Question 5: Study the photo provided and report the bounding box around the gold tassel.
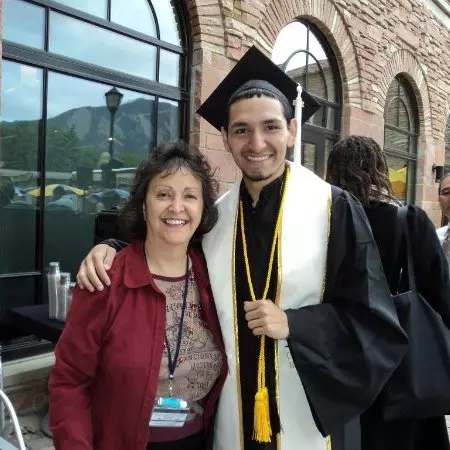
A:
[253,386,272,443]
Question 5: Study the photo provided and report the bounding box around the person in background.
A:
[326,135,450,450]
[437,173,450,260]
[49,142,227,450]
[74,47,407,450]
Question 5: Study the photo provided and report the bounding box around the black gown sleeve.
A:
[284,189,408,437]
[101,238,130,251]
[407,205,450,327]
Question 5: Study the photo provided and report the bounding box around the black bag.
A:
[382,206,450,421]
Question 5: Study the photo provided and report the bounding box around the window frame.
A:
[0,0,191,360]
[383,75,419,204]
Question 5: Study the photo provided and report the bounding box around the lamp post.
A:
[105,87,123,158]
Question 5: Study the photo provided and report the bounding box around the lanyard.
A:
[165,256,190,397]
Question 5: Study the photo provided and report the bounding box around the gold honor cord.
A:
[239,165,291,443]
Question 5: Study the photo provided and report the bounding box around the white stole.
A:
[202,163,331,450]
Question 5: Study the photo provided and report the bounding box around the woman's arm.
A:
[49,285,110,449]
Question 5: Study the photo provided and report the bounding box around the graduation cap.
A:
[197,46,321,165]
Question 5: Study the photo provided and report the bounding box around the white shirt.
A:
[437,225,448,245]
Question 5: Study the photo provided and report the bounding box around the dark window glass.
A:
[44,72,156,275]
[159,50,180,86]
[3,0,45,49]
[152,0,181,45]
[0,61,42,274]
[157,99,179,144]
[384,76,418,203]
[444,116,450,170]
[49,12,157,80]
[111,0,156,37]
[53,0,107,19]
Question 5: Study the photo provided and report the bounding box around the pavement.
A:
[3,413,450,449]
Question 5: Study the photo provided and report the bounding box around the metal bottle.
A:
[47,262,60,319]
[56,272,71,322]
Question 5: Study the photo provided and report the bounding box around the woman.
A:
[326,135,450,450]
[437,173,450,261]
[49,142,228,450]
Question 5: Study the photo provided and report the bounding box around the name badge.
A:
[149,397,190,428]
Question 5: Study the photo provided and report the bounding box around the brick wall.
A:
[187,0,450,224]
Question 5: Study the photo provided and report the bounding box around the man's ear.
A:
[221,127,231,152]
[287,118,298,148]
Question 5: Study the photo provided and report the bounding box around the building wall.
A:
[186,0,450,225]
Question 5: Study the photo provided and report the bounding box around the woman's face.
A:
[439,176,450,218]
[144,167,204,247]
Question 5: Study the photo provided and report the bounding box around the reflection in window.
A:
[152,0,181,45]
[111,0,157,37]
[53,0,107,19]
[49,12,157,80]
[44,72,157,274]
[159,50,180,86]
[445,116,450,171]
[0,61,42,274]
[272,20,340,134]
[3,0,45,49]
[384,76,419,203]
[157,99,179,144]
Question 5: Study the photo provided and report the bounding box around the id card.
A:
[149,397,189,428]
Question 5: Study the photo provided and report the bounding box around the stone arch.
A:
[254,0,362,109]
[376,49,432,139]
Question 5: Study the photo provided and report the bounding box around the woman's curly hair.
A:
[326,135,394,207]
[119,141,219,242]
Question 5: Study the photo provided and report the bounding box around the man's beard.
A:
[242,170,272,182]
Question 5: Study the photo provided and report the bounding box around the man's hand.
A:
[76,244,117,292]
[244,300,290,340]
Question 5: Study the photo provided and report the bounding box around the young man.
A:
[76,47,407,450]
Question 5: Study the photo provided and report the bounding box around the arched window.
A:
[0,0,189,354]
[384,75,419,203]
[445,115,450,174]
[272,19,342,177]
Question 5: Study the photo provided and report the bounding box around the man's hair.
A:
[224,89,293,131]
[326,135,394,207]
[119,141,219,241]
[438,173,450,194]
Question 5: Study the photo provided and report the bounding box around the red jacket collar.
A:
[123,241,155,288]
[123,241,207,289]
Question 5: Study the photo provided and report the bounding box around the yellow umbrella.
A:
[27,184,85,197]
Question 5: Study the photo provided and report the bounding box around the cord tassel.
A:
[253,386,272,442]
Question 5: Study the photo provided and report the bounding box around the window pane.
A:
[302,142,316,173]
[386,98,410,131]
[151,0,181,45]
[0,61,42,274]
[49,12,157,81]
[111,0,156,37]
[384,127,409,153]
[157,99,179,144]
[324,138,335,179]
[285,52,307,87]
[445,116,450,166]
[44,72,155,275]
[52,0,107,19]
[386,154,415,203]
[3,0,45,49]
[271,21,307,66]
[159,50,180,86]
[306,55,327,100]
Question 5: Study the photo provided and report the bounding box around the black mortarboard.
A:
[197,46,321,131]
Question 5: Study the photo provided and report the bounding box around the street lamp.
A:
[105,87,123,158]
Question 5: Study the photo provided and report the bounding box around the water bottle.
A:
[56,273,71,322]
[47,262,60,319]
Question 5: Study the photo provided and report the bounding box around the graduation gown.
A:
[360,202,450,450]
[202,163,408,450]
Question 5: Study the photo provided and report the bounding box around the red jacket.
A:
[49,241,228,450]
